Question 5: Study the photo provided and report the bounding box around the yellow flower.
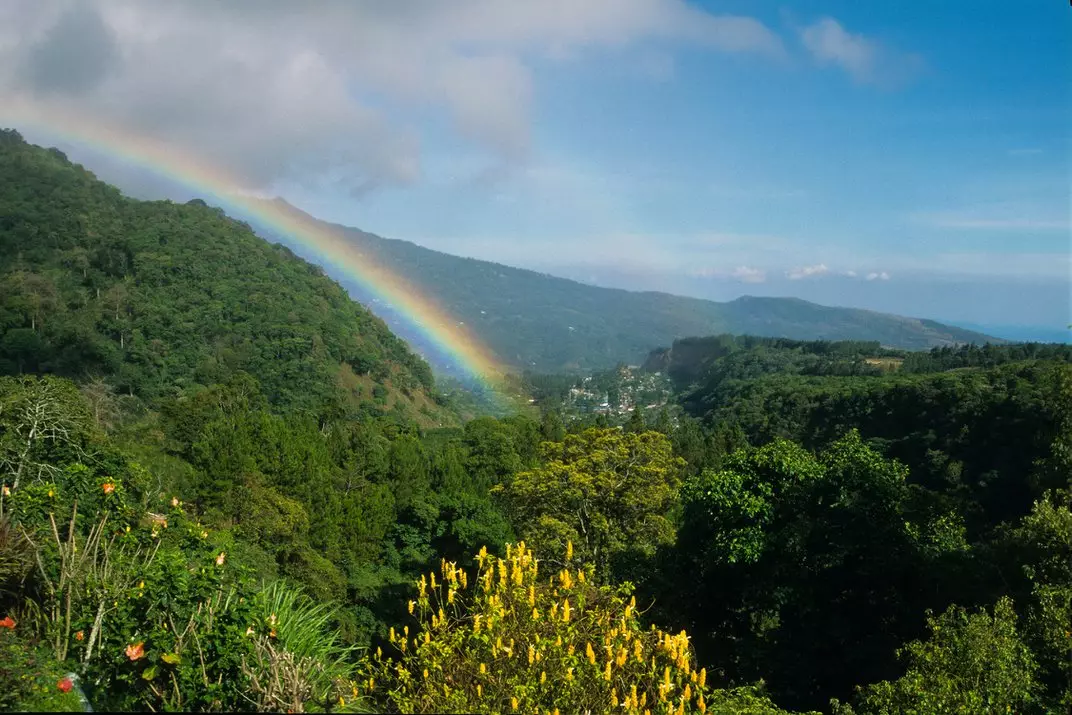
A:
[479,662,487,675]
[423,669,429,679]
[562,599,571,622]
[477,684,483,698]
[511,697,519,711]
[408,600,415,614]
[698,668,706,688]
[566,541,573,560]
[540,671,547,684]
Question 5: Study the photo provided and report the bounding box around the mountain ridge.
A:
[243,198,1002,375]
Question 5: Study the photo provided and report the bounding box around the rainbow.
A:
[0,100,510,391]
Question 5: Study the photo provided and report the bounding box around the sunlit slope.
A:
[0,130,455,425]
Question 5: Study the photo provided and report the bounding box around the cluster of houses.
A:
[565,365,672,417]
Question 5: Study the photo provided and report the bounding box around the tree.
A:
[463,417,522,491]
[494,428,684,580]
[838,598,1038,715]
[359,541,799,714]
[664,431,955,710]
[624,407,646,434]
[998,489,1072,710]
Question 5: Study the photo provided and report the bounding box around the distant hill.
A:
[248,200,1000,375]
[0,130,454,425]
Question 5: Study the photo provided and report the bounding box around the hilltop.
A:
[249,199,1000,375]
[0,129,454,425]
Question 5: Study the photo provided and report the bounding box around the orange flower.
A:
[215,552,226,566]
[0,616,15,629]
[125,642,145,661]
[57,677,73,693]
[1,485,9,496]
[75,630,84,641]
[102,482,115,495]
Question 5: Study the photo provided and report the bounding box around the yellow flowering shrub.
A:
[360,541,747,714]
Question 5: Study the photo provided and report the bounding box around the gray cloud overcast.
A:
[0,0,784,193]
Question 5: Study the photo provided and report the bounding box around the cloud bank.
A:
[0,0,783,194]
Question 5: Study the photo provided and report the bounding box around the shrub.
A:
[360,540,796,714]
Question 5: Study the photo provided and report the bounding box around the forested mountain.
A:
[251,199,999,374]
[0,129,451,426]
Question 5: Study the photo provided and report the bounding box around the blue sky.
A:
[286,0,1070,331]
[3,0,1069,334]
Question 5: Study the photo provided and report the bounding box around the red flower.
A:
[125,641,145,661]
[0,616,15,629]
[57,677,73,693]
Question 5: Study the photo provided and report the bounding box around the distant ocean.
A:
[949,322,1072,344]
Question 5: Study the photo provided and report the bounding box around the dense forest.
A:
[0,129,449,427]
[1,130,1070,714]
[249,198,999,376]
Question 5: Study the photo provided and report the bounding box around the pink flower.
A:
[125,642,145,661]
[57,677,73,693]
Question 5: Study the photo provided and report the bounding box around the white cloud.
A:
[732,266,767,283]
[866,271,891,281]
[843,270,858,278]
[798,17,921,87]
[786,263,830,280]
[0,0,784,194]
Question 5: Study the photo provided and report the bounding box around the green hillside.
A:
[0,129,452,426]
[255,199,999,375]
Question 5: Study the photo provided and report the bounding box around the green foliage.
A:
[496,428,684,580]
[0,627,84,712]
[242,581,362,712]
[840,598,1038,715]
[661,431,974,709]
[685,359,1066,527]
